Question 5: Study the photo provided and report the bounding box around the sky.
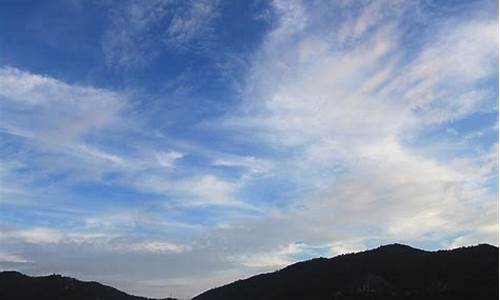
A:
[0,0,498,298]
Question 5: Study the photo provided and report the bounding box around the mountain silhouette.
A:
[1,244,497,300]
[193,243,499,300]
[0,271,177,300]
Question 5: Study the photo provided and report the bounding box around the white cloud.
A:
[232,242,300,268]
[0,67,122,143]
[158,174,269,211]
[337,1,396,42]
[185,175,236,205]
[124,240,190,254]
[213,0,499,271]
[0,227,190,254]
[329,240,366,256]
[132,173,247,208]
[0,253,30,264]
[0,67,193,193]
[12,228,63,244]
[229,241,351,269]
[0,228,107,245]
[234,1,498,150]
[212,155,273,175]
[155,150,184,168]
[386,19,499,126]
[75,144,126,165]
[0,67,138,188]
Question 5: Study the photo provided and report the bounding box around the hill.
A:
[0,271,177,300]
[193,243,499,300]
[1,244,497,300]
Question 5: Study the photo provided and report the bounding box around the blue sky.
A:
[0,0,498,298]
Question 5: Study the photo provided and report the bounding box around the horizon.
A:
[2,242,498,299]
[0,0,498,299]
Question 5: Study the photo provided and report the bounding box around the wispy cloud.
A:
[102,0,219,68]
[165,0,219,51]
[0,66,122,143]
[0,227,190,254]
[212,0,498,269]
[155,150,184,168]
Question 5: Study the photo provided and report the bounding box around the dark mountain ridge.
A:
[1,244,498,300]
[193,243,499,300]
[0,271,177,300]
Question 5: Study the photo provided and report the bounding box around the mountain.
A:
[1,244,497,300]
[193,243,499,300]
[0,271,177,300]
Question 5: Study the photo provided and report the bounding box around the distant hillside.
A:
[193,243,499,300]
[0,271,177,300]
[1,244,497,300]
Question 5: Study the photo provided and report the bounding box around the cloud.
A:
[0,228,63,244]
[206,0,499,279]
[0,66,259,256]
[212,155,274,175]
[228,0,498,185]
[102,0,172,68]
[0,225,238,298]
[0,253,30,264]
[0,227,190,254]
[155,150,184,168]
[125,240,190,254]
[0,67,122,143]
[135,174,243,207]
[230,241,345,269]
[182,175,236,205]
[232,242,301,268]
[232,1,497,147]
[0,66,132,198]
[75,144,127,165]
[387,19,498,125]
[102,0,219,68]
[0,67,193,193]
[165,0,219,50]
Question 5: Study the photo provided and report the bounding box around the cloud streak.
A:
[102,0,219,68]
